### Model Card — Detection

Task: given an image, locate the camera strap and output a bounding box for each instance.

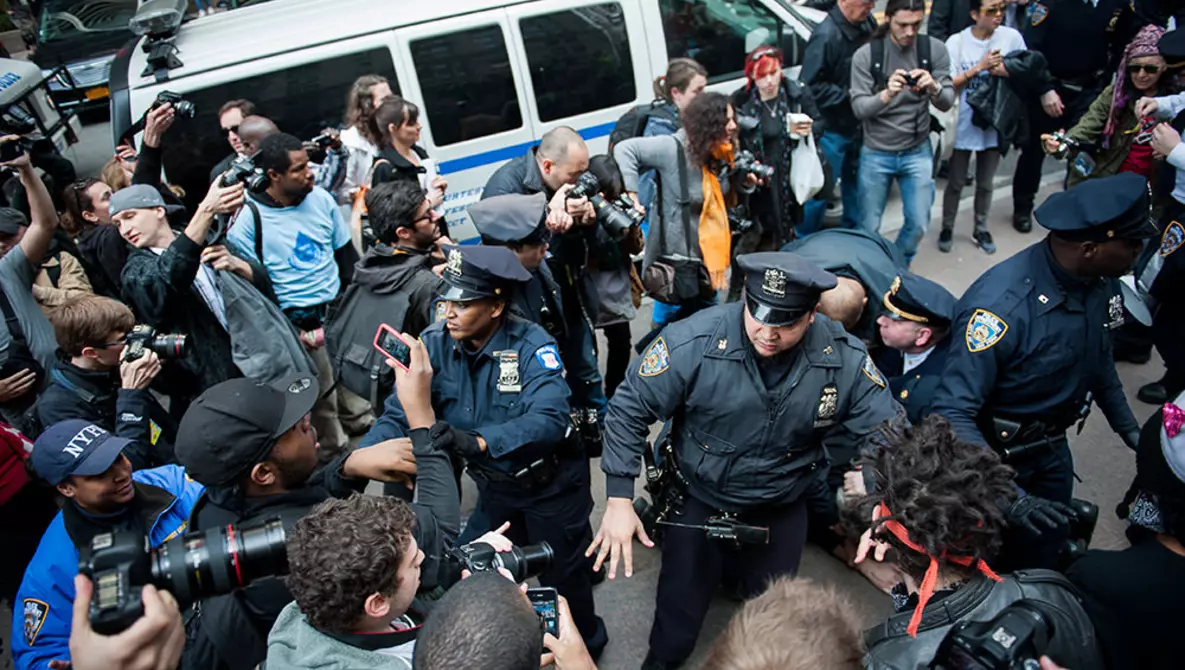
[244,200,264,263]
[0,284,28,349]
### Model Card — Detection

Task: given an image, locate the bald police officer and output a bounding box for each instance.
[589,252,899,670]
[934,173,1154,571]
[360,244,607,655]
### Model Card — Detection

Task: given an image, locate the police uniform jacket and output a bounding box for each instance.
[1024,0,1131,83]
[932,240,1139,447]
[11,465,203,670]
[361,316,571,475]
[873,338,952,424]
[602,303,899,513]
[863,570,1104,670]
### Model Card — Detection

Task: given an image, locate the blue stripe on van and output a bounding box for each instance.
[438,121,617,174]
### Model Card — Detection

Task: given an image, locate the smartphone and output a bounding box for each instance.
[373,324,412,372]
[527,587,559,637]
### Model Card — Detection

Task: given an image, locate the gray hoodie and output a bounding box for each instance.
[266,602,413,670]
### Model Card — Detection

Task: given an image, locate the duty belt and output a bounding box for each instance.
[980,417,1073,463]
[469,454,562,491]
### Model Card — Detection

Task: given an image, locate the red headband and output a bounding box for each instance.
[876,502,1002,638]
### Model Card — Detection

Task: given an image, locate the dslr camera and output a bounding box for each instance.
[567,172,642,242]
[0,105,39,162]
[732,150,775,181]
[931,600,1057,670]
[447,540,553,584]
[78,518,288,634]
[152,90,196,120]
[124,325,186,362]
[219,154,269,193]
[1045,130,1095,178]
[303,132,338,165]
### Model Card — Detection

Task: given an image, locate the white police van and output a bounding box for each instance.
[109,0,824,243]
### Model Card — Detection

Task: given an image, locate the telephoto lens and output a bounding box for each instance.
[447,541,554,585]
[148,332,187,360]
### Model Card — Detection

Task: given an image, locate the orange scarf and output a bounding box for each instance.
[699,144,735,290]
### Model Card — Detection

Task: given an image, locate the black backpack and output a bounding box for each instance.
[608,101,679,151]
[869,35,945,136]
[324,284,412,408]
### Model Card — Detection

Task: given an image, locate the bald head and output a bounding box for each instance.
[238,115,280,155]
[536,127,589,193]
[818,277,867,332]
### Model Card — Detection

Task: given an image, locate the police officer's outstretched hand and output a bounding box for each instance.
[587,497,654,579]
[429,421,484,459]
[392,335,434,430]
[1007,495,1077,535]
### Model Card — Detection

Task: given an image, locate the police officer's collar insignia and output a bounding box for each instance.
[495,350,521,393]
[639,337,671,377]
[965,309,1008,353]
[1107,294,1124,329]
[434,301,448,323]
[445,249,464,277]
[1038,294,1049,304]
[717,338,727,350]
[1029,2,1048,26]
[814,384,839,427]
[1161,221,1184,257]
[862,356,887,389]
[23,598,49,646]
[534,344,563,371]
[762,269,787,298]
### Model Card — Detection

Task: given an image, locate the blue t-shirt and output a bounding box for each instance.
[228,186,351,309]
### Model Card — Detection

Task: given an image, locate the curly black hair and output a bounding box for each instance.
[842,415,1017,583]
[681,91,733,167]
[286,494,417,634]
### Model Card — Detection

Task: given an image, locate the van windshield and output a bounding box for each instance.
[37,0,137,45]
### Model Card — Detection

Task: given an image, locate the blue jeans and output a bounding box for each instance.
[858,142,935,264]
[801,131,862,234]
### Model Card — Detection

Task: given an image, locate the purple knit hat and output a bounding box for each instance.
[1105,24,1167,143]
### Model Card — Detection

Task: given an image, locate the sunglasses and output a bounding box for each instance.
[222,125,240,136]
[1128,64,1162,75]
[978,6,1003,16]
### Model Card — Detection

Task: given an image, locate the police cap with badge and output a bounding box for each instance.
[737,251,838,326]
[1034,172,1158,243]
[883,273,956,330]
[439,244,532,302]
[468,193,551,246]
[1159,29,1185,69]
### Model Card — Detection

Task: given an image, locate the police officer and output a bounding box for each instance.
[933,173,1154,572]
[873,273,958,423]
[589,251,899,670]
[360,244,608,656]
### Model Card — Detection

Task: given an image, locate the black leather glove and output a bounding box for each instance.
[429,421,483,459]
[1007,495,1077,535]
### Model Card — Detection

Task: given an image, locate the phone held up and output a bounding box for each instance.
[373,324,412,372]
[527,587,560,637]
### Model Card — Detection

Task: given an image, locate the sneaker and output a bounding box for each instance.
[974,230,997,254]
[1013,211,1032,233]
[938,228,953,253]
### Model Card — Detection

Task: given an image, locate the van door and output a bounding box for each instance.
[394,11,534,244]
[505,0,652,161]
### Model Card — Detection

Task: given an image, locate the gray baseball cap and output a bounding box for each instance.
[0,208,27,236]
[109,184,183,217]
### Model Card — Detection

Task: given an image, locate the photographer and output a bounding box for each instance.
[847,416,1103,670]
[226,132,366,461]
[10,420,203,669]
[68,574,185,670]
[209,99,257,183]
[173,372,420,670]
[35,295,177,466]
[118,174,314,399]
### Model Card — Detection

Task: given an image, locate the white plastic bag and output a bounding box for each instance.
[790,132,825,204]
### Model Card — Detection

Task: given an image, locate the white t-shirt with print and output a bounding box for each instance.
[946,25,1027,151]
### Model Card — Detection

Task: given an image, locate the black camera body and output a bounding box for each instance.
[0,136,32,163]
[732,150,775,181]
[902,73,919,88]
[78,518,288,634]
[153,91,196,120]
[219,154,269,193]
[931,600,1054,670]
[568,172,640,241]
[124,324,186,362]
[727,205,756,235]
[447,541,553,584]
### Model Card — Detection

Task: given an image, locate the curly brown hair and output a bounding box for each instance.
[286,494,417,634]
[842,415,1017,584]
[681,91,733,167]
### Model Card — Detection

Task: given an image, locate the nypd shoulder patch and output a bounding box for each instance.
[433,300,448,323]
[535,344,563,371]
[23,598,49,646]
[966,309,1008,352]
[639,337,671,377]
[862,356,887,389]
[1029,2,1048,26]
[1161,221,1184,258]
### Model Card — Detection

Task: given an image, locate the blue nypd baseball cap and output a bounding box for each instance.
[31,420,131,486]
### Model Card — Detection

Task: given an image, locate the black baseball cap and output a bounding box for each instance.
[0,208,27,237]
[174,373,319,487]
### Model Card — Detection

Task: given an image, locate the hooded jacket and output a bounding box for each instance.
[352,244,444,339]
[266,603,414,670]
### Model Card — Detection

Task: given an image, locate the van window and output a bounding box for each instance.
[658,0,790,83]
[519,3,636,122]
[411,25,523,146]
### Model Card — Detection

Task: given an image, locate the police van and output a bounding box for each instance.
[109,0,824,243]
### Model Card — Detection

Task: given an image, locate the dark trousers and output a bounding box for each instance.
[1012,86,1099,214]
[1151,201,1185,394]
[601,321,632,399]
[470,459,606,653]
[649,495,808,664]
[1,483,59,604]
[997,437,1074,572]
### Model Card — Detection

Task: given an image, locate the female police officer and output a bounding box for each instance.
[588,251,899,670]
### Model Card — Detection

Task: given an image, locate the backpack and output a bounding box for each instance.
[324,281,411,407]
[608,102,679,151]
[347,158,392,254]
[869,35,946,137]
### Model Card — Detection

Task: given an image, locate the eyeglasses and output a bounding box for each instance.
[978,6,1003,16]
[222,125,240,136]
[1128,64,1162,75]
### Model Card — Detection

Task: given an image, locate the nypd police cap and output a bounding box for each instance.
[883,273,956,328]
[1034,172,1158,242]
[31,420,133,486]
[469,193,551,246]
[1159,29,1185,67]
[737,251,837,327]
[439,244,532,302]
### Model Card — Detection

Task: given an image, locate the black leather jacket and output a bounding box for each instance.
[864,570,1104,670]
[966,50,1056,154]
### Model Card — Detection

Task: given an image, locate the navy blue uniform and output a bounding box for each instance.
[873,338,952,423]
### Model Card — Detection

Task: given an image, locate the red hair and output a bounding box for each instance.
[744,46,783,87]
